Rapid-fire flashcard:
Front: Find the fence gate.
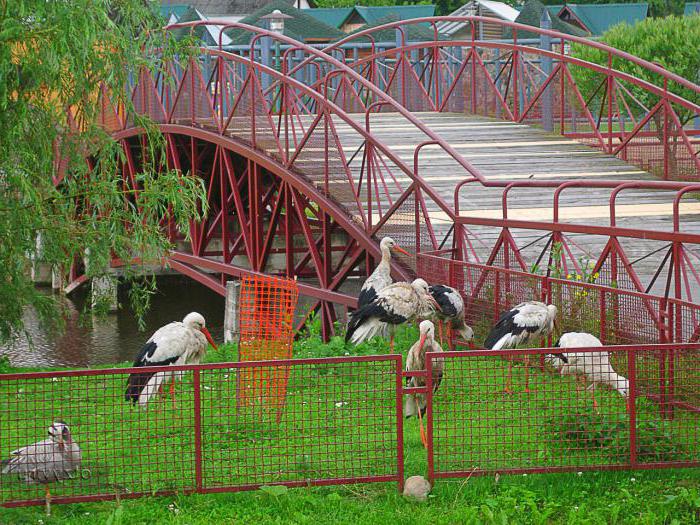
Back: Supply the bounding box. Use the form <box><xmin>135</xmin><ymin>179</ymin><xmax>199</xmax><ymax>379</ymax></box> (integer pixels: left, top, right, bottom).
<box><xmin>425</xmin><ymin>345</ymin><xmax>700</xmax><ymax>483</ymax></box>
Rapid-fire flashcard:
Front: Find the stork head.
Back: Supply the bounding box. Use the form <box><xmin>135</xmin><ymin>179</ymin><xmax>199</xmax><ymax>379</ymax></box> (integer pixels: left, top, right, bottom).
<box><xmin>412</xmin><ymin>279</ymin><xmax>439</xmax><ymax>310</ymax></box>
<box><xmin>458</xmin><ymin>324</ymin><xmax>474</xmax><ymax>342</ymax></box>
<box><xmin>418</xmin><ymin>320</ymin><xmax>435</xmax><ymax>350</ymax></box>
<box><xmin>380</xmin><ymin>237</ymin><xmax>410</xmax><ymax>257</ymax></box>
<box><xmin>183</xmin><ymin>312</ymin><xmax>218</xmax><ymax>350</ymax></box>
<box><xmin>48</xmin><ymin>420</ymin><xmax>72</xmax><ymax>446</ymax></box>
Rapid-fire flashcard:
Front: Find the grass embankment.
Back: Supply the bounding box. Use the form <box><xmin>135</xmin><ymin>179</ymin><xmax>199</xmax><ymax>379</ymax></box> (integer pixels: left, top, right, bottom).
<box><xmin>2</xmin><ymin>326</ymin><xmax>700</xmax><ymax>524</ymax></box>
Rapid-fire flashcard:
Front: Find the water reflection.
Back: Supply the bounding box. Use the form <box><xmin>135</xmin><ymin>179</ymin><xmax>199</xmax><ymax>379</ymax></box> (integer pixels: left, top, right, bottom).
<box><xmin>0</xmin><ymin>276</ymin><xmax>224</xmax><ymax>368</ymax></box>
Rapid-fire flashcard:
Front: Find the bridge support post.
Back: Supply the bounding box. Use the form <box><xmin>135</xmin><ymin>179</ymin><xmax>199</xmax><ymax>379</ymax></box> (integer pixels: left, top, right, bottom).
<box><xmin>91</xmin><ymin>276</ymin><xmax>118</xmax><ymax>312</ymax></box>
<box><xmin>224</xmin><ymin>280</ymin><xmax>241</xmax><ymax>345</ymax></box>
<box><xmin>540</xmin><ymin>10</ymin><xmax>554</xmax><ymax>132</ymax></box>
<box><xmin>30</xmin><ymin>234</ymin><xmax>52</xmax><ymax>286</ymax></box>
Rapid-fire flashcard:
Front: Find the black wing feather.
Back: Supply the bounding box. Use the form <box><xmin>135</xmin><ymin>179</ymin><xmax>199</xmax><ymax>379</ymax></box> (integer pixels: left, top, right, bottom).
<box><xmin>429</xmin><ymin>285</ymin><xmax>459</xmax><ymax>318</ymax></box>
<box><xmin>125</xmin><ymin>343</ymin><xmax>179</xmax><ymax>404</ymax></box>
<box><xmin>483</xmin><ymin>308</ymin><xmax>519</xmax><ymax>349</ymax></box>
<box><xmin>357</xmin><ymin>287</ymin><xmax>378</xmax><ymax>309</ymax></box>
<box><xmin>345</xmin><ymin>300</ymin><xmax>408</xmax><ymax>342</ymax></box>
<box><xmin>547</xmin><ymin>337</ymin><xmax>568</xmax><ymax>363</ymax></box>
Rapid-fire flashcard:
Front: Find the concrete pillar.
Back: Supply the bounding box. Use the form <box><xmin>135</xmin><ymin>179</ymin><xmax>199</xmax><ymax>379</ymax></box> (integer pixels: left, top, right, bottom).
<box><xmin>224</xmin><ymin>280</ymin><xmax>241</xmax><ymax>344</ymax></box>
<box><xmin>51</xmin><ymin>266</ymin><xmax>64</xmax><ymax>291</ymax></box>
<box><xmin>91</xmin><ymin>276</ymin><xmax>118</xmax><ymax>312</ymax></box>
<box><xmin>540</xmin><ymin>10</ymin><xmax>554</xmax><ymax>132</ymax></box>
<box><xmin>30</xmin><ymin>234</ymin><xmax>52</xmax><ymax>285</ymax></box>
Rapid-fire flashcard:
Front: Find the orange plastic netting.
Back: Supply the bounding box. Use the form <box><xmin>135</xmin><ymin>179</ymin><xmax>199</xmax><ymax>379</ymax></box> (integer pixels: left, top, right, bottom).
<box><xmin>236</xmin><ymin>274</ymin><xmax>299</xmax><ymax>418</ymax></box>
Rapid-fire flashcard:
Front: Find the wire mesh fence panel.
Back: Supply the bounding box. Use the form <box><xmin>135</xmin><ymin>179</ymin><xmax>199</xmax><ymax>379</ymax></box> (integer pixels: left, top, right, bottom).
<box><xmin>427</xmin><ymin>345</ymin><xmax>700</xmax><ymax>481</ymax></box>
<box><xmin>199</xmin><ymin>356</ymin><xmax>403</xmax><ymax>491</ymax></box>
<box><xmin>1</xmin><ymin>355</ymin><xmax>403</xmax><ymax>508</ymax></box>
<box><xmin>0</xmin><ymin>368</ymin><xmax>197</xmax><ymax>507</ymax></box>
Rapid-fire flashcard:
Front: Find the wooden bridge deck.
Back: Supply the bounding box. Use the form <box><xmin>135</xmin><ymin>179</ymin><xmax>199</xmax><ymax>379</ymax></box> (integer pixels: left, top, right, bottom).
<box><xmin>332</xmin><ymin>112</ymin><xmax>700</xmax><ymax>290</ymax></box>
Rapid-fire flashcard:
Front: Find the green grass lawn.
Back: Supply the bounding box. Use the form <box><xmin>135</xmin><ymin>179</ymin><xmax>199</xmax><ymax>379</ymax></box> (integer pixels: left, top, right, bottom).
<box><xmin>2</xmin><ymin>326</ymin><xmax>700</xmax><ymax>524</ymax></box>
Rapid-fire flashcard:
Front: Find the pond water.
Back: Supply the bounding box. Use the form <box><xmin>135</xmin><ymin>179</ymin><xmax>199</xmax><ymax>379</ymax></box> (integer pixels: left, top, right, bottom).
<box><xmin>0</xmin><ymin>276</ymin><xmax>225</xmax><ymax>368</ymax></box>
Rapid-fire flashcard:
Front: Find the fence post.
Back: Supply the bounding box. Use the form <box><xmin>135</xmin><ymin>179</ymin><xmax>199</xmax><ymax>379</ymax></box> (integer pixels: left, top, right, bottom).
<box><xmin>224</xmin><ymin>280</ymin><xmax>241</xmax><ymax>344</ymax></box>
<box><xmin>627</xmin><ymin>347</ymin><xmax>637</xmax><ymax>467</ymax></box>
<box><xmin>395</xmin><ymin>355</ymin><xmax>405</xmax><ymax>492</ymax></box>
<box><xmin>540</xmin><ymin>10</ymin><xmax>553</xmax><ymax>132</ymax></box>
<box><xmin>425</xmin><ymin>353</ymin><xmax>434</xmax><ymax>486</ymax></box>
<box><xmin>193</xmin><ymin>369</ymin><xmax>203</xmax><ymax>492</ymax></box>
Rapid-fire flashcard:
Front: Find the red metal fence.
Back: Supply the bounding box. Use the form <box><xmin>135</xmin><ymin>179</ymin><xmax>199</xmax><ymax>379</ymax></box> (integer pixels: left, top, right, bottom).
<box><xmin>0</xmin><ymin>355</ymin><xmax>403</xmax><ymax>508</ymax></box>
<box><xmin>426</xmin><ymin>345</ymin><xmax>700</xmax><ymax>482</ymax></box>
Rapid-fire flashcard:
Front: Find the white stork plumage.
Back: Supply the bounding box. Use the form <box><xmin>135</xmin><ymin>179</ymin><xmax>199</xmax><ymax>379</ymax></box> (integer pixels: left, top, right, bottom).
<box><xmin>358</xmin><ymin>237</ymin><xmax>410</xmax><ymax>308</ymax></box>
<box><xmin>2</xmin><ymin>421</ymin><xmax>81</xmax><ymax>515</ymax></box>
<box><xmin>346</xmin><ymin>278</ymin><xmax>438</xmax><ymax>351</ymax></box>
<box><xmin>125</xmin><ymin>312</ymin><xmax>218</xmax><ymax>407</ymax></box>
<box><xmin>547</xmin><ymin>332</ymin><xmax>630</xmax><ymax>412</ymax></box>
<box><xmin>428</xmin><ymin>284</ymin><xmax>473</xmax><ymax>348</ymax></box>
<box><xmin>404</xmin><ymin>320</ymin><xmax>444</xmax><ymax>448</ymax></box>
<box><xmin>484</xmin><ymin>301</ymin><xmax>558</xmax><ymax>393</ymax></box>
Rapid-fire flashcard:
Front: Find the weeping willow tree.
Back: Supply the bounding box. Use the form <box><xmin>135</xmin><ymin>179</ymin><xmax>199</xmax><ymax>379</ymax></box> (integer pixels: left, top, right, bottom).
<box><xmin>0</xmin><ymin>0</ymin><xmax>206</xmax><ymax>341</ymax></box>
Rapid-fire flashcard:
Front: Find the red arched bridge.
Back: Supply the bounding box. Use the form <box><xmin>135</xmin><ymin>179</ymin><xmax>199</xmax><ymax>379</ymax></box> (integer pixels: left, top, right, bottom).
<box><xmin>88</xmin><ymin>17</ymin><xmax>700</xmax><ymax>340</ymax></box>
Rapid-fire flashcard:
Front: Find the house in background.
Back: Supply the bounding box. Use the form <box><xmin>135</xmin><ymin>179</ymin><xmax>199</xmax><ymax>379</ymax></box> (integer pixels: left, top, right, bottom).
<box><xmin>166</xmin><ymin>5</ymin><xmax>233</xmax><ymax>45</ymax></box>
<box><xmin>306</xmin><ymin>5</ymin><xmax>435</xmax><ymax>34</ymax></box>
<box><xmin>160</xmin><ymin>0</ymin><xmax>316</xmax><ymax>24</ymax></box>
<box><xmin>225</xmin><ymin>0</ymin><xmax>343</xmax><ymax>44</ymax></box>
<box><xmin>513</xmin><ymin>0</ymin><xmax>588</xmax><ymax>38</ymax></box>
<box><xmin>686</xmin><ymin>2</ymin><xmax>700</xmax><ymax>15</ymax></box>
<box><xmin>553</xmin><ymin>3</ymin><xmax>648</xmax><ymax>36</ymax></box>
<box><xmin>437</xmin><ymin>0</ymin><xmax>519</xmax><ymax>40</ymax></box>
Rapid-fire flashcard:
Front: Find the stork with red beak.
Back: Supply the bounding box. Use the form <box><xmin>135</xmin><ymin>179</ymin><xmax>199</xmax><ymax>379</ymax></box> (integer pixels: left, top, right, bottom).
<box><xmin>125</xmin><ymin>312</ymin><xmax>218</xmax><ymax>407</ymax></box>
<box><xmin>405</xmin><ymin>320</ymin><xmax>444</xmax><ymax>448</ymax></box>
<box><xmin>484</xmin><ymin>301</ymin><xmax>558</xmax><ymax>394</ymax></box>
<box><xmin>346</xmin><ymin>279</ymin><xmax>439</xmax><ymax>351</ymax></box>
<box><xmin>358</xmin><ymin>237</ymin><xmax>411</xmax><ymax>308</ymax></box>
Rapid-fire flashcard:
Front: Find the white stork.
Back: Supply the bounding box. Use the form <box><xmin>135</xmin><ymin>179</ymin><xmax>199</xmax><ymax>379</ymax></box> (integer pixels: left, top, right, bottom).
<box><xmin>428</xmin><ymin>284</ymin><xmax>473</xmax><ymax>348</ymax></box>
<box><xmin>346</xmin><ymin>278</ymin><xmax>438</xmax><ymax>351</ymax></box>
<box><xmin>2</xmin><ymin>421</ymin><xmax>82</xmax><ymax>516</ymax></box>
<box><xmin>484</xmin><ymin>301</ymin><xmax>558</xmax><ymax>393</ymax></box>
<box><xmin>358</xmin><ymin>237</ymin><xmax>410</xmax><ymax>308</ymax></box>
<box><xmin>125</xmin><ymin>312</ymin><xmax>218</xmax><ymax>407</ymax></box>
<box><xmin>547</xmin><ymin>332</ymin><xmax>630</xmax><ymax>412</ymax></box>
<box><xmin>404</xmin><ymin>320</ymin><xmax>444</xmax><ymax>448</ymax></box>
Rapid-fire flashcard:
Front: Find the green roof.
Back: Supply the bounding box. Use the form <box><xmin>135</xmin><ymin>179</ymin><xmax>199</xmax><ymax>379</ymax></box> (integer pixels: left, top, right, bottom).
<box><xmin>559</xmin><ymin>3</ymin><xmax>648</xmax><ymax>35</ymax></box>
<box><xmin>686</xmin><ymin>2</ymin><xmax>700</xmax><ymax>15</ymax></box>
<box><xmin>160</xmin><ymin>3</ymin><xmax>192</xmax><ymax>21</ymax></box>
<box><xmin>512</xmin><ymin>0</ymin><xmax>589</xmax><ymax>38</ymax></box>
<box><xmin>169</xmin><ymin>6</ymin><xmax>215</xmax><ymax>44</ymax></box>
<box><xmin>353</xmin><ymin>5</ymin><xmax>436</xmax><ymax>25</ymax></box>
<box><xmin>337</xmin><ymin>13</ymin><xmax>443</xmax><ymax>43</ymax></box>
<box><xmin>306</xmin><ymin>7</ymin><xmax>353</xmax><ymax>28</ymax></box>
<box><xmin>225</xmin><ymin>0</ymin><xmax>344</xmax><ymax>44</ymax></box>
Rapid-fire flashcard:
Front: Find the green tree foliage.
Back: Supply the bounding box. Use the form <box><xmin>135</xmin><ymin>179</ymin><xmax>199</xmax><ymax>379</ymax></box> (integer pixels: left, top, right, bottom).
<box><xmin>571</xmin><ymin>15</ymin><xmax>700</xmax><ymax>124</ymax></box>
<box><xmin>0</xmin><ymin>0</ymin><xmax>206</xmax><ymax>341</ymax></box>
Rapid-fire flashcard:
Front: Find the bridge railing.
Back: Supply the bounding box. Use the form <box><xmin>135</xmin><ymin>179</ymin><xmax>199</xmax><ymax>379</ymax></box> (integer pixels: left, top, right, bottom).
<box><xmin>306</xmin><ymin>17</ymin><xmax>700</xmax><ymax>182</ymax></box>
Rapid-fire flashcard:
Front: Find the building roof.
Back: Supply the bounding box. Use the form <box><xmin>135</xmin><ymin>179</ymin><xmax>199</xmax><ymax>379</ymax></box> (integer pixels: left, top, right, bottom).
<box><xmin>305</xmin><ymin>7</ymin><xmax>353</xmax><ymax>28</ymax></box>
<box><xmin>338</xmin><ymin>13</ymin><xmax>444</xmax><ymax>42</ymax></box>
<box><xmin>160</xmin><ymin>3</ymin><xmax>193</xmax><ymax>20</ymax></box>
<box><xmin>557</xmin><ymin>3</ymin><xmax>648</xmax><ymax>35</ymax></box>
<box><xmin>225</xmin><ymin>0</ymin><xmax>343</xmax><ymax>44</ymax></box>
<box><xmin>169</xmin><ymin>6</ymin><xmax>233</xmax><ymax>45</ymax></box>
<box><xmin>165</xmin><ymin>0</ymin><xmax>316</xmax><ymax>17</ymax></box>
<box><xmin>512</xmin><ymin>0</ymin><xmax>588</xmax><ymax>38</ymax></box>
<box><xmin>353</xmin><ymin>5</ymin><xmax>435</xmax><ymax>25</ymax></box>
<box><xmin>685</xmin><ymin>2</ymin><xmax>700</xmax><ymax>15</ymax></box>
<box><xmin>437</xmin><ymin>0</ymin><xmax>519</xmax><ymax>37</ymax></box>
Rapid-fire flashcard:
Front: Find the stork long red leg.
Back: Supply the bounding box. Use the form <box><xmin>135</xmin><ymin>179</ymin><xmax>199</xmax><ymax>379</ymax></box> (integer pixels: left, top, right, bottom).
<box><xmin>504</xmin><ymin>359</ymin><xmax>513</xmax><ymax>395</ymax></box>
<box><xmin>170</xmin><ymin>378</ymin><xmax>176</xmax><ymax>408</ymax></box>
<box><xmin>415</xmin><ymin>396</ymin><xmax>427</xmax><ymax>449</ymax></box>
<box><xmin>45</xmin><ymin>484</ymin><xmax>51</xmax><ymax>516</ymax></box>
<box><xmin>523</xmin><ymin>355</ymin><xmax>531</xmax><ymax>393</ymax></box>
